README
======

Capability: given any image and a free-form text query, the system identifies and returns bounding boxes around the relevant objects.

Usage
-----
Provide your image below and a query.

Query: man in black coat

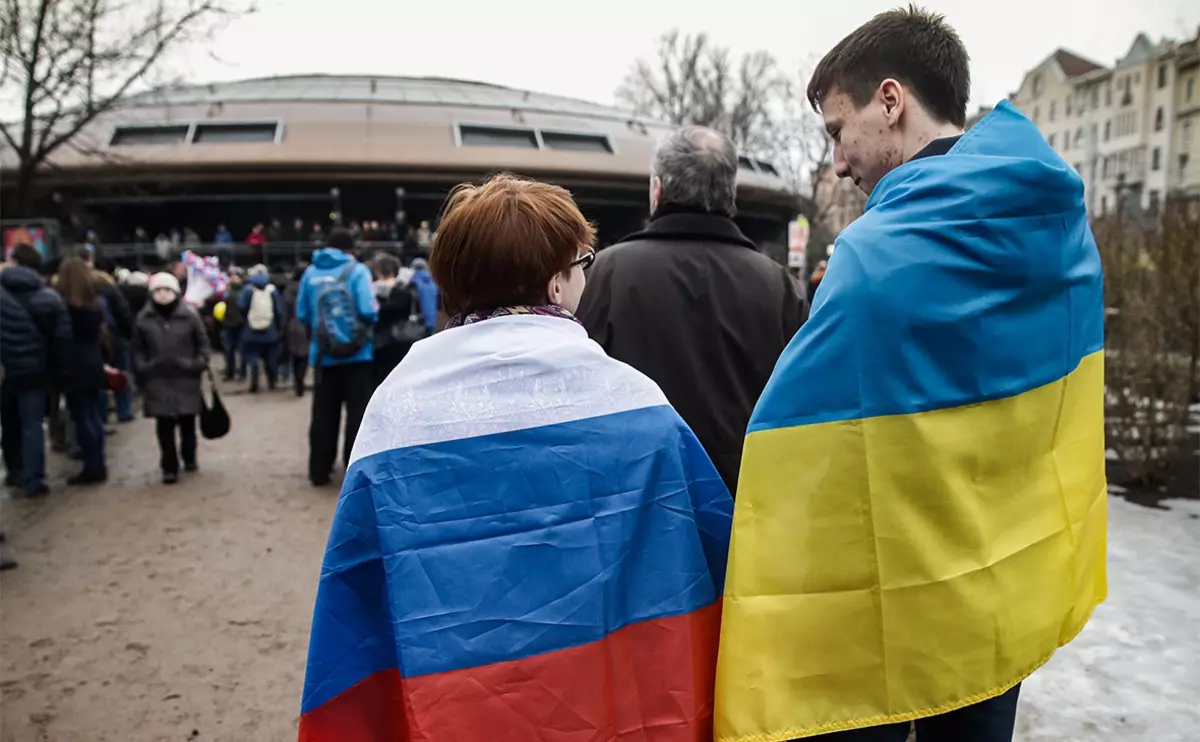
[0,244,72,495]
[577,125,808,495]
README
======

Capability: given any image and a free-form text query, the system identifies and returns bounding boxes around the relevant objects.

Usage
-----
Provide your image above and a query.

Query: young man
[715,8,1106,742]
[296,228,378,486]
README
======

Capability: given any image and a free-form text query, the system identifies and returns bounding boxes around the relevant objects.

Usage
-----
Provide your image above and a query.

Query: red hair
[430,174,596,316]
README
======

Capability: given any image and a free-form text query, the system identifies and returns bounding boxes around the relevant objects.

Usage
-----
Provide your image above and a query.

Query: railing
[85,240,425,268]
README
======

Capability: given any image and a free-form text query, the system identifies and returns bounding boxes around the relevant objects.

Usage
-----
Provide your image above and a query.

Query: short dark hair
[430,173,596,316]
[327,228,355,252]
[807,5,970,128]
[373,252,400,279]
[9,243,43,270]
[73,245,94,263]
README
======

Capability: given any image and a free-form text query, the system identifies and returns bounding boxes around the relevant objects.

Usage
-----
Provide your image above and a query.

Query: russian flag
[300,313,734,742]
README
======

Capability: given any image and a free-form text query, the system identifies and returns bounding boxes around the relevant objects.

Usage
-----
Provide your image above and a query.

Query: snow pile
[1015,495,1200,741]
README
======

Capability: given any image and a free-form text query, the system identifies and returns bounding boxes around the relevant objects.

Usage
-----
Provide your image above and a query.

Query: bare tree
[0,0,251,216]
[616,30,782,154]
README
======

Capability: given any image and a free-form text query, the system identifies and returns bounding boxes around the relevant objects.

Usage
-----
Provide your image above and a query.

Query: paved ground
[1,381,336,742]
[1,384,1197,741]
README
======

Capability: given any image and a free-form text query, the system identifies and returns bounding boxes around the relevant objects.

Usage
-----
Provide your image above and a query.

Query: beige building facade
[1011,30,1200,216]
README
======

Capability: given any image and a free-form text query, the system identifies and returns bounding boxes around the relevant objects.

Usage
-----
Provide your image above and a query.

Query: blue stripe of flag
[302,404,731,715]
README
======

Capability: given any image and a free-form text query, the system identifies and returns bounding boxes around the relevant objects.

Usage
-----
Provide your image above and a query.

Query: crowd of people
[4,7,1110,742]
[125,217,438,267]
[0,232,441,502]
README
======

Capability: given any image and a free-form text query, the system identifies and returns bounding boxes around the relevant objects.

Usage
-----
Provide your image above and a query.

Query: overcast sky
[178,0,1199,112]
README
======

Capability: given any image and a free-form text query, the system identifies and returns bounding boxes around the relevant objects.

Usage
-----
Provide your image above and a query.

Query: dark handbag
[199,367,230,440]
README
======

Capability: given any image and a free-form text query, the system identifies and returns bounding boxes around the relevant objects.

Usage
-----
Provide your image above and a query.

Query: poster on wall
[787,215,810,269]
[3,226,50,260]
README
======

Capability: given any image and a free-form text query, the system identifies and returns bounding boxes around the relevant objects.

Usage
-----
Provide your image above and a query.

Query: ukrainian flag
[714,101,1107,741]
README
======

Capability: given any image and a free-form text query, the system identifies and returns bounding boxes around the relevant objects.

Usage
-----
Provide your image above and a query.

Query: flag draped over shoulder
[715,101,1107,742]
[300,314,733,742]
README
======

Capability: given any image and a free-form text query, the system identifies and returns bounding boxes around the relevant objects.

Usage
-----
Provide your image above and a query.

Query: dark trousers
[292,356,309,397]
[156,415,197,474]
[243,341,278,392]
[805,684,1021,742]
[1,384,47,490]
[308,362,372,482]
[66,389,107,475]
[221,327,244,380]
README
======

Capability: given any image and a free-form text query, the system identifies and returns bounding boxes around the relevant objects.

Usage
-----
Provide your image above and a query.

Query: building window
[192,122,279,143]
[1121,76,1133,106]
[1103,157,1110,178]
[1148,189,1160,215]
[1158,64,1168,89]
[1049,101,1057,121]
[1186,121,1193,147]
[1033,105,1040,123]
[1104,120,1111,141]
[109,125,188,146]
[1152,147,1161,171]
[1100,195,1108,214]
[754,160,780,176]
[1181,154,1191,183]
[1066,96,1073,116]
[1033,74,1044,96]
[1074,162,1083,174]
[1188,77,1195,102]
[1105,83,1112,107]
[1154,107,1164,132]
[540,131,613,153]
[1048,133,1057,148]
[1091,87,1099,109]
[1064,133,1070,151]
[1075,128,1083,148]
[457,124,538,148]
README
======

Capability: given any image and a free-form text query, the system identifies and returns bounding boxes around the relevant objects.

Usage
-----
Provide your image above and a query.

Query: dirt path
[1,383,337,742]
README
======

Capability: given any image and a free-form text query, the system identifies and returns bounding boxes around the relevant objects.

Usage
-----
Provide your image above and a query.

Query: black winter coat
[577,210,808,495]
[0,266,72,390]
[65,304,108,392]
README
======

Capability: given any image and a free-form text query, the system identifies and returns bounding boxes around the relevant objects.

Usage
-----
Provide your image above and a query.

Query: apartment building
[1011,31,1200,216]
[1173,36,1200,195]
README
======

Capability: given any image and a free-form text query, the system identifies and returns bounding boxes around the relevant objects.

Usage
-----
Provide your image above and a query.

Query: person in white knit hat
[133,272,209,484]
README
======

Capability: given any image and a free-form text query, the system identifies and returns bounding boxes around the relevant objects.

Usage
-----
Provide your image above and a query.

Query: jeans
[66,389,107,475]
[804,684,1022,742]
[0,384,47,491]
[221,327,244,380]
[112,346,135,422]
[155,415,197,474]
[309,362,372,482]
[243,341,278,391]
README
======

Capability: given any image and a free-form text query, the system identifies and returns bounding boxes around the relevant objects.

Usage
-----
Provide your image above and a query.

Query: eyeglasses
[570,248,596,271]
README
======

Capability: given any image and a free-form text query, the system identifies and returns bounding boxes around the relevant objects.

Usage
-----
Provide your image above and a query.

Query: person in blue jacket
[295,228,378,486]
[237,264,285,393]
[409,258,440,335]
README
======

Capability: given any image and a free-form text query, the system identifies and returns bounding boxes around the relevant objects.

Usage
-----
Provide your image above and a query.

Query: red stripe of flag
[299,602,721,742]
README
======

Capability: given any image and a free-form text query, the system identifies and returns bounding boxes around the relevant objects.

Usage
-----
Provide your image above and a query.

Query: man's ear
[879,78,905,125]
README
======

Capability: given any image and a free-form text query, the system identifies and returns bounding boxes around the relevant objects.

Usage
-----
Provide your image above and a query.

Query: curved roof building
[2,75,799,255]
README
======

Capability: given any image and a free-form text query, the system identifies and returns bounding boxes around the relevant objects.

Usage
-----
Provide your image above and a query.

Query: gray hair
[651,126,739,217]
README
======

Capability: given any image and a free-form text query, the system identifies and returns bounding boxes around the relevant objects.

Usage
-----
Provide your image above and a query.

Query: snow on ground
[1014,495,1200,741]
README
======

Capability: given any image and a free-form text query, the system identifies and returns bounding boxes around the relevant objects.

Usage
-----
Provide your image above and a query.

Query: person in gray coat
[134,273,209,484]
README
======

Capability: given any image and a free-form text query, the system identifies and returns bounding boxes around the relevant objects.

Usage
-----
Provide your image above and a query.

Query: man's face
[821,87,903,196]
